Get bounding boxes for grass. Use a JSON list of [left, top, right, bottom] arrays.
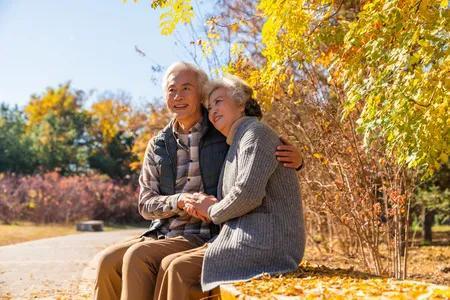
[[0, 221, 147, 246], [432, 225, 450, 232]]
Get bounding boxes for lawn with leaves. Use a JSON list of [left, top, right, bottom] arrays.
[[227, 228, 450, 299], [231, 262, 450, 299], [0, 222, 76, 246]]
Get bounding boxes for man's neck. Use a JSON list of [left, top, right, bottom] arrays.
[[176, 116, 202, 134]]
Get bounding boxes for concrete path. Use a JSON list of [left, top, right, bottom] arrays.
[[0, 229, 144, 299]]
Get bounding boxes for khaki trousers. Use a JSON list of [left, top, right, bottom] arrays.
[[94, 235, 201, 300], [154, 244, 216, 300]]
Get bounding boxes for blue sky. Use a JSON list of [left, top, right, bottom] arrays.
[[0, 0, 200, 108]]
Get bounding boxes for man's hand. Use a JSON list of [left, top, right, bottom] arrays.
[[276, 136, 303, 169], [184, 193, 218, 222], [177, 193, 196, 210]]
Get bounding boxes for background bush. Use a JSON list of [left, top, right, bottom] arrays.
[[0, 172, 141, 224]]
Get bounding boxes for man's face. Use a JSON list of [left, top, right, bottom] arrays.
[[165, 69, 202, 126]]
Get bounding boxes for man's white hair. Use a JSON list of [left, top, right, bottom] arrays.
[[162, 61, 209, 99]]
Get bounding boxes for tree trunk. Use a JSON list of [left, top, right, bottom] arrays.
[[422, 208, 435, 244]]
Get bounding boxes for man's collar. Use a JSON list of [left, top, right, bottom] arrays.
[[172, 116, 204, 136]]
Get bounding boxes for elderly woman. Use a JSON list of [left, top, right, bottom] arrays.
[[153, 75, 306, 300]]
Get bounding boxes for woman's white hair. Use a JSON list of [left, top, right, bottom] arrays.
[[203, 74, 253, 108], [162, 61, 209, 99]]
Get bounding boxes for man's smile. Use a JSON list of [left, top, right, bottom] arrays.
[[173, 104, 188, 109]]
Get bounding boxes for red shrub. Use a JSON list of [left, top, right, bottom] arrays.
[[0, 172, 141, 224]]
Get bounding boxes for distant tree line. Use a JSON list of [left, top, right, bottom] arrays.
[[0, 82, 170, 182]]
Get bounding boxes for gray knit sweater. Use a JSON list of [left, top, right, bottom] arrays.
[[201, 117, 305, 291]]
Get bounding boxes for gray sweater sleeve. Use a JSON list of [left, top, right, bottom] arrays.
[[208, 125, 280, 224]]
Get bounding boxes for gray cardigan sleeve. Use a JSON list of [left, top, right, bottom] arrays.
[[207, 125, 280, 224]]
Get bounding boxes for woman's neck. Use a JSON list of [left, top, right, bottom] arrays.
[[225, 116, 248, 145]]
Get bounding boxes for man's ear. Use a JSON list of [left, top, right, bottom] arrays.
[[165, 97, 170, 109]]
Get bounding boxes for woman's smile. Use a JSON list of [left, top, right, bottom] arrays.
[[212, 114, 223, 124]]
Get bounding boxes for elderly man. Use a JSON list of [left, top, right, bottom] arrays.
[[94, 61, 303, 300]]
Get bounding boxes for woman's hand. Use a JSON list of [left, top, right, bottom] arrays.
[[276, 136, 304, 170], [184, 203, 209, 222], [184, 193, 218, 222]]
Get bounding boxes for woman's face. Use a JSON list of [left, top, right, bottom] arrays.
[[208, 87, 244, 136]]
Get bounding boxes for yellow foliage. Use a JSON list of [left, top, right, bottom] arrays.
[[259, 0, 311, 62], [230, 43, 244, 58], [89, 99, 132, 145], [224, 0, 449, 178], [24, 83, 81, 132], [335, 0, 449, 177], [152, 0, 449, 177], [158, 0, 193, 35]]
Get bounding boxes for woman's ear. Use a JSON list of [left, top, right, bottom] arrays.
[[240, 104, 245, 115]]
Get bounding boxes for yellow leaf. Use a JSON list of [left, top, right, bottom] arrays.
[[28, 200, 36, 209], [313, 153, 323, 159], [230, 23, 239, 33]]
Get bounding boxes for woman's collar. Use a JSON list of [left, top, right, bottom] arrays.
[[226, 116, 255, 145]]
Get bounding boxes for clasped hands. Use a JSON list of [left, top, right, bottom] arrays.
[[177, 192, 217, 222]]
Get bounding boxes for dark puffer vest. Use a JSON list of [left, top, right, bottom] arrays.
[[146, 110, 229, 234]]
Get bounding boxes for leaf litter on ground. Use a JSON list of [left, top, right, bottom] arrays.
[[233, 261, 450, 299]]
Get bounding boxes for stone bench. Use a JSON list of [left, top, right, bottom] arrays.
[[76, 220, 104, 232]]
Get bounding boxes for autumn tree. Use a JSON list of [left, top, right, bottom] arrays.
[[89, 94, 133, 145], [151, 0, 449, 175], [87, 94, 139, 180], [336, 0, 449, 177], [147, 0, 449, 279], [24, 82, 91, 175]]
